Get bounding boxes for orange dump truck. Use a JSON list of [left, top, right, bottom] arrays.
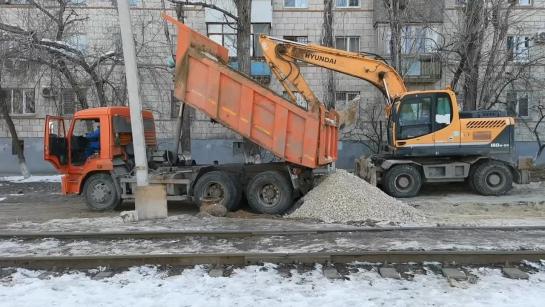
[[43, 16, 339, 215]]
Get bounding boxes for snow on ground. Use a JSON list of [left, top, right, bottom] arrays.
[[0, 175, 61, 183], [1, 264, 544, 307], [0, 214, 357, 233], [0, 197, 5, 202], [3, 228, 545, 256]]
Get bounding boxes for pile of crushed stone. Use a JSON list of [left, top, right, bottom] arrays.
[[287, 169, 425, 225]]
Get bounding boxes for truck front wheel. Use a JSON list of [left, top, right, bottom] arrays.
[[83, 173, 121, 211], [193, 171, 241, 211], [246, 171, 293, 214]]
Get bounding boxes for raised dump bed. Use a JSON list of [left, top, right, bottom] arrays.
[[165, 15, 338, 169]]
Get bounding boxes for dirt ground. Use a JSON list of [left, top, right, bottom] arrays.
[[0, 178, 544, 228]]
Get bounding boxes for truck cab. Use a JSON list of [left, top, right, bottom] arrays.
[[44, 107, 156, 199]]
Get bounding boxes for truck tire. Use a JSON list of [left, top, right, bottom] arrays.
[[471, 161, 513, 196], [83, 173, 122, 211], [246, 171, 293, 214], [383, 164, 422, 198], [193, 171, 241, 211]]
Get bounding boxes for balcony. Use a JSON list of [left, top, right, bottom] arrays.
[[401, 54, 442, 84]]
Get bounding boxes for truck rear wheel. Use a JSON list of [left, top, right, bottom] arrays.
[[471, 161, 513, 196], [246, 171, 293, 214], [383, 164, 422, 198], [193, 171, 241, 211], [83, 173, 121, 211]]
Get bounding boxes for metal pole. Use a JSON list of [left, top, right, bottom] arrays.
[[173, 103, 185, 162], [117, 0, 149, 186]]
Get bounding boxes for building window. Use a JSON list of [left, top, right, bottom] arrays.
[[383, 26, 439, 55], [65, 33, 89, 54], [507, 36, 530, 63], [517, 0, 532, 6], [336, 0, 360, 8], [128, 0, 141, 6], [506, 91, 529, 117], [67, 0, 87, 5], [0, 88, 35, 115], [335, 91, 360, 108], [283, 36, 309, 44], [252, 23, 271, 57], [283, 91, 307, 108], [207, 23, 271, 57], [335, 36, 360, 52], [284, 0, 308, 8], [60, 89, 78, 115]]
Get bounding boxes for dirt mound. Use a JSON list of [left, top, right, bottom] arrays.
[[287, 169, 425, 225]]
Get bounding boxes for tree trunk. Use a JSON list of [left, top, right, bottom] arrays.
[[458, 0, 485, 110], [386, 0, 403, 72], [235, 0, 259, 160], [322, 0, 336, 109], [236, 0, 252, 75], [0, 85, 31, 178]]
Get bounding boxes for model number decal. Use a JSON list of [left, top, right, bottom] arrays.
[[491, 143, 509, 148]]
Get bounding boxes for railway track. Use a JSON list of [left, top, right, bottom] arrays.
[[0, 250, 544, 269], [1, 226, 545, 269], [2, 225, 545, 240]]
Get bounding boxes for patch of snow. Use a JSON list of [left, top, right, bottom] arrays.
[[0, 175, 62, 183], [1, 265, 544, 307], [0, 197, 6, 202]]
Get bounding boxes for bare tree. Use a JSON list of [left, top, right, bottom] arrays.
[[444, 0, 545, 111], [322, 0, 336, 109], [0, 35, 31, 178], [341, 97, 384, 154], [169, 0, 259, 159], [0, 0, 123, 110]]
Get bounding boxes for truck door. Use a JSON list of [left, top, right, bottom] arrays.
[[44, 116, 68, 170]]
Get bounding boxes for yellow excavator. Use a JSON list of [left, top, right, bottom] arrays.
[[259, 35, 530, 197]]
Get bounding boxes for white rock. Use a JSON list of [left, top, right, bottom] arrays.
[[287, 169, 425, 224]]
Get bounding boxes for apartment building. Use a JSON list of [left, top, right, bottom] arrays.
[[0, 0, 544, 173]]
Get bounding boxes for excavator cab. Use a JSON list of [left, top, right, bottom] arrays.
[[391, 90, 461, 156]]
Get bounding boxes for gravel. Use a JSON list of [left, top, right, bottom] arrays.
[[287, 169, 425, 225]]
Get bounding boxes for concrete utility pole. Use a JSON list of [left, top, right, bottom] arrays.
[[117, 0, 148, 187], [117, 0, 167, 219]]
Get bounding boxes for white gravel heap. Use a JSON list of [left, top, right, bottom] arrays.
[[288, 169, 425, 224]]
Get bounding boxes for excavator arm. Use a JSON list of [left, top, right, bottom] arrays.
[[259, 35, 408, 113]]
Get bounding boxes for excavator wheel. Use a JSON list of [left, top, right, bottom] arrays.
[[83, 173, 122, 211], [383, 164, 422, 198], [246, 171, 293, 215], [470, 161, 513, 196], [193, 171, 242, 211]]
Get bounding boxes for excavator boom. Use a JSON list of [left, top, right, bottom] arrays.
[[259, 35, 407, 110]]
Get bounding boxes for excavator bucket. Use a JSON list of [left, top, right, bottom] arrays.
[[164, 14, 338, 168]]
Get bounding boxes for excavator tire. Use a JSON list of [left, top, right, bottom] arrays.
[[193, 171, 241, 211], [83, 173, 122, 211], [471, 161, 513, 196], [383, 164, 422, 198], [246, 171, 293, 214]]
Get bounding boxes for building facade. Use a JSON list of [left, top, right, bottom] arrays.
[[0, 0, 544, 173]]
